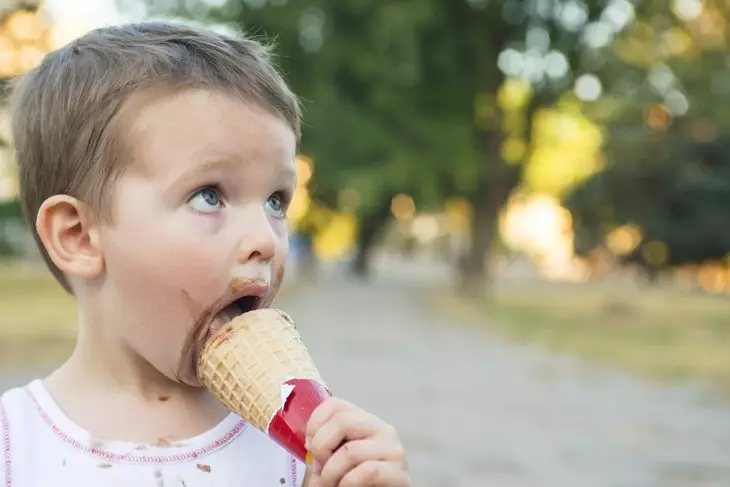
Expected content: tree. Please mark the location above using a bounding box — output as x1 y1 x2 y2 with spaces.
566 127 730 277
565 0 730 276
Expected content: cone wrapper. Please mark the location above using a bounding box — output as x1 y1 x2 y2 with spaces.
196 308 331 465
268 377 331 464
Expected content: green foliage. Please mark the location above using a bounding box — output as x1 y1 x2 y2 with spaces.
566 127 730 267
0 199 21 220
0 199 26 258
565 0 730 268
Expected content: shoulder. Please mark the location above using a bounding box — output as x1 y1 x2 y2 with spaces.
1 382 38 485
1 380 43 429
1 380 58 474
0 383 27 406
0 387 12 481
1 382 35 437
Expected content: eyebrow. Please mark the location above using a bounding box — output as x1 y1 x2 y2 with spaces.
195 158 240 174
166 158 238 192
166 158 298 197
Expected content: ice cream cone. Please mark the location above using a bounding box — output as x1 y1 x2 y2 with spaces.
196 308 330 464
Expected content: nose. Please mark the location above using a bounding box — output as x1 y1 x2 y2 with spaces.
236 209 277 265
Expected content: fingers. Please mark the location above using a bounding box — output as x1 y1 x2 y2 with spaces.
308 408 382 468
307 464 410 487
316 439 376 487
304 398 410 487
338 460 410 487
306 397 354 441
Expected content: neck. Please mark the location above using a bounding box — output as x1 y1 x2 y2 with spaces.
55 312 194 398
43 307 229 443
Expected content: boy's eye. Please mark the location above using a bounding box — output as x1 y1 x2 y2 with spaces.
189 187 223 212
265 192 287 218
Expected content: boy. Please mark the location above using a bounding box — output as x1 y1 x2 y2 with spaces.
0 21 410 487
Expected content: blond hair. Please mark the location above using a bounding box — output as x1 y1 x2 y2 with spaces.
11 21 301 292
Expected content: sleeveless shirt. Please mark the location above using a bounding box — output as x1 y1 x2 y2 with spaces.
0 380 305 486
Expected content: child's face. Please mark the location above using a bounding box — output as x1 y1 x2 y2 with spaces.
97 89 297 386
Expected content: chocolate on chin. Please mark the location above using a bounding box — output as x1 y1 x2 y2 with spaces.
196 308 330 465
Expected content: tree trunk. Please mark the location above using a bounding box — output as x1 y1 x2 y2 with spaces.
350 192 396 279
458 177 500 296
457 129 520 297
351 214 381 279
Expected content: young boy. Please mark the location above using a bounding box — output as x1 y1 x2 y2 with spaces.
0 21 410 487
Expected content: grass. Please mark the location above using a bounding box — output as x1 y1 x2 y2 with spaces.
0 260 77 368
437 279 730 396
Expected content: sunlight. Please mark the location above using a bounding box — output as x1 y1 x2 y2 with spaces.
499 193 588 281
43 0 126 48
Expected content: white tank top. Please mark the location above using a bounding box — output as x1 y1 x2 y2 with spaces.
0 380 305 486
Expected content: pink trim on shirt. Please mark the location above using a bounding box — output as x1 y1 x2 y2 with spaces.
289 453 297 486
25 388 247 465
1 399 11 487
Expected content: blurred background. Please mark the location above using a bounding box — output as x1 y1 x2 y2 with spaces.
0 0 730 485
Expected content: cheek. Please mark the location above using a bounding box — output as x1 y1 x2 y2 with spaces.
105 224 213 285
107 202 224 271
100 213 227 321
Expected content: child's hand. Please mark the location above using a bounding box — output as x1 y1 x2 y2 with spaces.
304 397 410 487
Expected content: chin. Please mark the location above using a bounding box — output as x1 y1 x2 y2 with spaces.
172 360 202 387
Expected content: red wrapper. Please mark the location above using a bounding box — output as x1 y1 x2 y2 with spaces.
268 378 331 464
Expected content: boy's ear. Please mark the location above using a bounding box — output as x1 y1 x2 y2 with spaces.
35 195 105 280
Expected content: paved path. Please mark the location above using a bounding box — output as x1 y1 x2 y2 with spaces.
3 260 730 486
285 262 730 487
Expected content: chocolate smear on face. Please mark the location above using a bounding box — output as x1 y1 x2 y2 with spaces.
228 277 266 298
275 265 285 286
176 297 217 385
176 279 267 385
269 265 285 300
180 290 200 316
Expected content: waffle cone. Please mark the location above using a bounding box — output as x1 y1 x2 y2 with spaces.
196 308 326 433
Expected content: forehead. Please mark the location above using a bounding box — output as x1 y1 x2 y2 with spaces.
119 88 296 180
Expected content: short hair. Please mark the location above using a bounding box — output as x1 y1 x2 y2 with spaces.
10 21 301 292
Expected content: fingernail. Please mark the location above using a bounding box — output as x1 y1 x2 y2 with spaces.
305 436 311 450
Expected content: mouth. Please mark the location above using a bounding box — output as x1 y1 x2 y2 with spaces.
207 294 264 339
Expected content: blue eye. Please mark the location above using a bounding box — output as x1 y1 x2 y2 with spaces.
265 193 287 218
189 187 223 213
